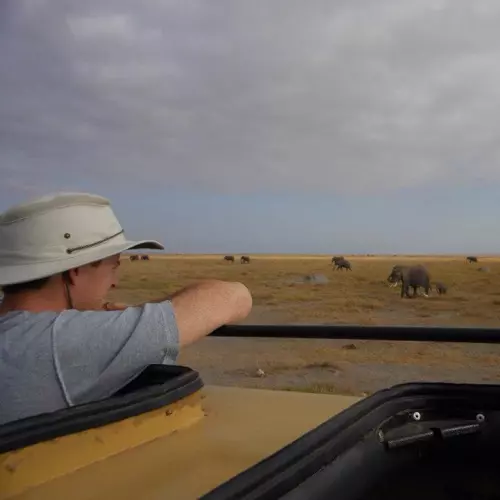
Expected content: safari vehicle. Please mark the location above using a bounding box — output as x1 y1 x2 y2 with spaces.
2 324 500 500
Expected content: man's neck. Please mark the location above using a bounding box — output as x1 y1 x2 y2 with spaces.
0 292 67 314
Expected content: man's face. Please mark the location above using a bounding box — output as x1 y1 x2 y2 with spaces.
70 254 121 310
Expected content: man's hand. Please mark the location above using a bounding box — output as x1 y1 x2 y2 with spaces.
102 301 129 311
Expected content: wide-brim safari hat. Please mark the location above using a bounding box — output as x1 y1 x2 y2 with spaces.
0 192 164 286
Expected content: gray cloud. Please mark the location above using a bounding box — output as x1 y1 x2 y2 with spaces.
2 0 500 195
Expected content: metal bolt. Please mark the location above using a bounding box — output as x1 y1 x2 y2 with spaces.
476 413 485 423
412 411 421 421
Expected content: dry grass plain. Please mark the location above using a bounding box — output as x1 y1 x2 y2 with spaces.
108 254 500 396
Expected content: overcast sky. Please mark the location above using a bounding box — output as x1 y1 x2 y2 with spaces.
1 0 500 253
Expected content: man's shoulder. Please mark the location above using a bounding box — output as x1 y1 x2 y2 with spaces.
0 301 179 345
0 310 59 334
58 302 177 325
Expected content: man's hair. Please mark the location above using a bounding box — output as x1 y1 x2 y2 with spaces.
2 277 51 295
1 260 104 295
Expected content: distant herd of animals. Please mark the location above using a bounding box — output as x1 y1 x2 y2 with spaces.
223 255 251 264
128 254 252 263
129 255 149 261
127 253 486 299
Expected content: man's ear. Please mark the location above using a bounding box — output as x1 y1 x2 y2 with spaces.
64 268 79 286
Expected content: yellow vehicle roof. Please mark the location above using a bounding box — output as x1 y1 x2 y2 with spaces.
1 367 359 500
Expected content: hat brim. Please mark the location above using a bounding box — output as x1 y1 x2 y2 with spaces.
125 239 164 251
0 238 164 286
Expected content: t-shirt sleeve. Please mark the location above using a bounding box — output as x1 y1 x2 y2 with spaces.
52 301 180 406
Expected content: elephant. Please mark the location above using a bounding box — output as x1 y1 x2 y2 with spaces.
466 256 478 263
224 255 235 262
387 265 408 288
433 281 447 295
387 264 431 298
334 258 352 271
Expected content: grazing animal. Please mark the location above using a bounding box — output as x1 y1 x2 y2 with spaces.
334 258 352 271
433 281 447 295
141 255 149 261
387 264 431 298
387 265 409 288
130 255 139 261
466 256 478 263
240 255 250 264
331 256 344 264
224 255 235 262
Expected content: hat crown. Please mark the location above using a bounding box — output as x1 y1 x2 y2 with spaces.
0 192 110 224
0 192 124 265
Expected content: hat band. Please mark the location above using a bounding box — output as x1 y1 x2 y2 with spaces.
66 230 124 254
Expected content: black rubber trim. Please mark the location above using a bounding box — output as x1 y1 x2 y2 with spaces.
0 364 203 454
212 324 500 343
200 382 500 500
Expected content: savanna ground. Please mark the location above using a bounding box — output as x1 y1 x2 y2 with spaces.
108 254 500 396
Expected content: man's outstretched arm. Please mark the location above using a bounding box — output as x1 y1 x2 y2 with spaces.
105 280 252 346
169 280 252 346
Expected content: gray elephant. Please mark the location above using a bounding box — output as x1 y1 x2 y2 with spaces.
433 281 447 295
387 265 408 287
334 258 352 271
387 264 431 298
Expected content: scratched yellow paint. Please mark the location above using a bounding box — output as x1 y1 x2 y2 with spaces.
2 386 360 500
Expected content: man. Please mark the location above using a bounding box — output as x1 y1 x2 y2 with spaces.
0 192 252 425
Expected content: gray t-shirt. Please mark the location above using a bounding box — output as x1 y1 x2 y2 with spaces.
0 302 179 425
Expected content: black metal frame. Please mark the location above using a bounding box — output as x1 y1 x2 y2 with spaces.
205 324 500 499
201 381 500 500
212 324 500 343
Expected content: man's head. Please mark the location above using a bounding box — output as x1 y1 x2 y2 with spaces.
1 255 121 310
0 192 163 312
